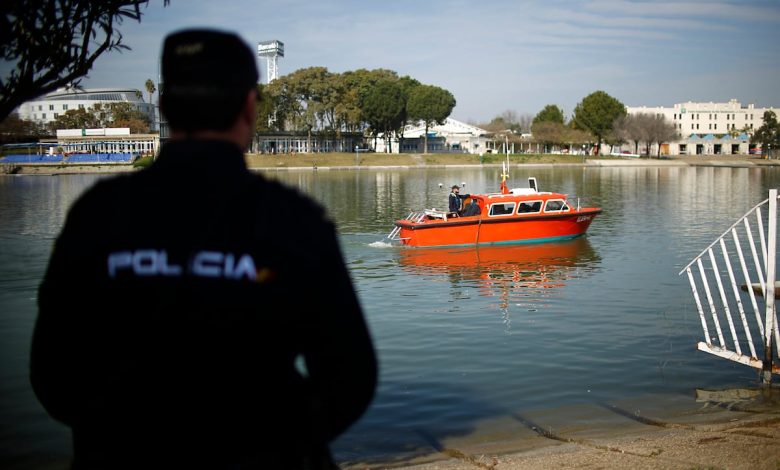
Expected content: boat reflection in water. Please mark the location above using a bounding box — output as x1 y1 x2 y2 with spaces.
398 237 600 328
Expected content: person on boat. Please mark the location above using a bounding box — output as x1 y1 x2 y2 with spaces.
30 28 377 470
462 198 481 217
449 185 471 215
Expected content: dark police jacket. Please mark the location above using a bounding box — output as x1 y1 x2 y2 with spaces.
449 192 470 213
31 140 377 469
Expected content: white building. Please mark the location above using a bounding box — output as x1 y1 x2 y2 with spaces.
16 87 154 127
625 99 778 155
49 128 159 156
373 118 490 154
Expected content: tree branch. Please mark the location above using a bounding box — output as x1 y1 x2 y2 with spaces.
0 1 168 122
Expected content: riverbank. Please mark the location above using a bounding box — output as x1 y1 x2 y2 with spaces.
10 389 778 469
3 154 779 175
345 388 780 470
248 153 780 171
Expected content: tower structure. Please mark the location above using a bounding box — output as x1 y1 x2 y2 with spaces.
257 40 284 83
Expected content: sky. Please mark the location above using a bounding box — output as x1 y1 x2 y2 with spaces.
9 0 780 124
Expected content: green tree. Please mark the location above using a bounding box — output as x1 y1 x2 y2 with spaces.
391 76 421 147
106 101 144 122
340 68 400 133
533 105 565 125
531 105 567 152
333 82 363 133
266 75 300 132
50 108 100 130
752 110 780 158
286 66 332 149
50 102 150 133
266 66 333 140
1 0 169 122
572 91 626 154
406 84 456 154
254 83 275 133
262 66 452 152
361 79 406 152
109 101 150 133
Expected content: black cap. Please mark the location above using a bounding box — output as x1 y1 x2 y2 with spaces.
162 29 258 99
451 185 460 189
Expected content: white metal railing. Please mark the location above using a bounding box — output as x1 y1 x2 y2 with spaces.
679 189 779 382
387 211 427 241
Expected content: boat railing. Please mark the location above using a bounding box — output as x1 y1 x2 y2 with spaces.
678 189 779 383
571 196 599 211
387 226 403 241
387 210 428 241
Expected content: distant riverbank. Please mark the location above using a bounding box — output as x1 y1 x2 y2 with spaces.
3 153 779 175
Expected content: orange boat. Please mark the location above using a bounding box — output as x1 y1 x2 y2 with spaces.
388 172 602 248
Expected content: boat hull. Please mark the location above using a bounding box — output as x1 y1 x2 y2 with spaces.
395 209 601 248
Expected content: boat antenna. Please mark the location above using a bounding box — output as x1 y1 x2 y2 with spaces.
500 157 509 194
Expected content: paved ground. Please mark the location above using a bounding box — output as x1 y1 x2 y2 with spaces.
342 388 780 470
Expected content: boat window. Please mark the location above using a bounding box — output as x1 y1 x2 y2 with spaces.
489 202 516 216
518 201 542 214
544 199 569 212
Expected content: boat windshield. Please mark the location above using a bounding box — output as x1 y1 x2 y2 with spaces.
544 199 569 212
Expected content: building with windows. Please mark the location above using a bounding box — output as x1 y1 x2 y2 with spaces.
625 99 778 155
251 131 363 154
16 87 154 127
373 118 490 154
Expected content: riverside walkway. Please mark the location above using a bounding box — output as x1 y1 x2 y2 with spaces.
347 389 780 470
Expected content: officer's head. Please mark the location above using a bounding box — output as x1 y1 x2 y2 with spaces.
160 29 259 134
451 185 460 194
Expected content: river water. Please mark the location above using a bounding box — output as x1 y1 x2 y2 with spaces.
1 165 779 465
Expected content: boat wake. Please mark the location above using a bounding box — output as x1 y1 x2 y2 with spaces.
368 241 394 248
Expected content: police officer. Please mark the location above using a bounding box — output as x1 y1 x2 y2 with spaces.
448 185 470 215
31 29 377 469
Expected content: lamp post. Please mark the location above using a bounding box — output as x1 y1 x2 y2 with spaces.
355 145 359 167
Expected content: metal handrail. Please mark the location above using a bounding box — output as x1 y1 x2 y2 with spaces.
679 195 777 274
679 189 779 382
